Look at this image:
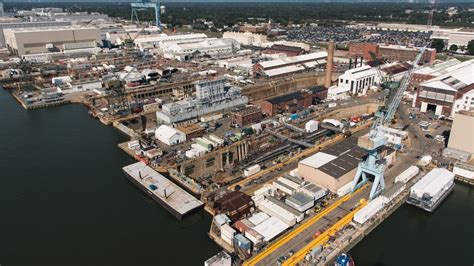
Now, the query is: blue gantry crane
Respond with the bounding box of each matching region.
[131,0,165,31]
[351,46,427,200]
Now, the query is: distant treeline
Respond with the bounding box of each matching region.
[5,2,474,28]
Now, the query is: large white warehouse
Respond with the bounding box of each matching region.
[4,27,101,55]
[161,38,240,61]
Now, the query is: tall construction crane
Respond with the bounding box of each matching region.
[104,66,138,116]
[123,25,147,49]
[16,57,32,93]
[351,46,427,200]
[131,0,165,31]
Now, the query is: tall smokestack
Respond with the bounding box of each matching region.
[324,41,334,88]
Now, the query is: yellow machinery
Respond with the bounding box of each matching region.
[282,199,368,266]
[243,184,368,266]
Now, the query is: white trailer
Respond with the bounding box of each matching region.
[244,164,261,177]
[337,181,354,197]
[353,196,387,225]
[394,166,419,184]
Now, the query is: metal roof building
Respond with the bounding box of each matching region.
[254,51,327,78]
[0,21,71,47]
[298,137,367,192]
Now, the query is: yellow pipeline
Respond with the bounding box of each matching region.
[243,184,368,266]
[282,199,368,266]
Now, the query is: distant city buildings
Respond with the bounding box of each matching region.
[223,31,267,46]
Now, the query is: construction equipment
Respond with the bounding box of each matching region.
[104,66,139,116]
[352,46,427,200]
[131,0,165,31]
[16,57,33,93]
[123,25,147,49]
[369,51,399,91]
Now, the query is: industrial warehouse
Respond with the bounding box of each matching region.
[0,1,473,266]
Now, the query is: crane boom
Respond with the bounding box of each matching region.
[352,46,426,200]
[383,46,426,125]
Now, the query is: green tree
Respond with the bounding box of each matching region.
[449,44,458,52]
[431,39,445,53]
[468,40,474,55]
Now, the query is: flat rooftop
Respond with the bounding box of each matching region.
[300,137,367,178]
[5,26,98,33]
[122,162,203,216]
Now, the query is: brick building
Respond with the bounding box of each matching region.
[348,43,436,65]
[379,45,436,65]
[308,86,328,102]
[257,88,327,116]
[213,191,253,221]
[263,44,305,57]
[414,60,474,117]
[409,59,461,91]
[231,106,263,127]
[348,42,380,61]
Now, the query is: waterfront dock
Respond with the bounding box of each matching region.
[122,162,204,220]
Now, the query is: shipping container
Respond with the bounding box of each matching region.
[244,228,264,244]
[234,234,252,251]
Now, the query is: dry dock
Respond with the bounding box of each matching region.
[122,162,204,220]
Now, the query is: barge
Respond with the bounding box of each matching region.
[122,161,204,220]
[407,168,455,212]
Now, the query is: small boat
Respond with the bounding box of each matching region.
[334,253,355,266]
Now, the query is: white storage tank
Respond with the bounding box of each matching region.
[394,166,419,184]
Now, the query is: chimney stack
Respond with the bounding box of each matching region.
[324,41,334,88]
